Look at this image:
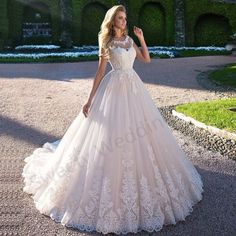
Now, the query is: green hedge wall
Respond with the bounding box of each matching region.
[185,0,236,46]
[194,14,232,46]
[71,0,117,45]
[81,3,107,45]
[139,2,166,46]
[72,0,174,46]
[1,0,236,49]
[0,0,9,48]
[127,0,175,46]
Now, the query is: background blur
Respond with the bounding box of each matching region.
[0,0,236,50]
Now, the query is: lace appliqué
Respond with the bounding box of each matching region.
[97,177,121,233]
[106,69,138,96]
[27,142,203,235]
[120,158,139,230]
[140,175,163,231]
[147,144,203,221]
[110,35,133,51]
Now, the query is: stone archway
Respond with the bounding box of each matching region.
[194,13,232,46]
[81,2,107,45]
[22,1,52,44]
[139,2,166,46]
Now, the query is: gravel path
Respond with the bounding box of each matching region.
[0,55,235,236]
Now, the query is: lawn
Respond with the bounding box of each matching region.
[175,98,236,133]
[209,63,236,88]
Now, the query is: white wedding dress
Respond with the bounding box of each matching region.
[22,35,204,235]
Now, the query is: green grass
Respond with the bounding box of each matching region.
[175,98,236,133]
[209,63,236,88]
[178,50,230,57]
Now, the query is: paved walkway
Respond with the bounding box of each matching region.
[0,55,235,236]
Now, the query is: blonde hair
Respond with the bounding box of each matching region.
[98,5,128,60]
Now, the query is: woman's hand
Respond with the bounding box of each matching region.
[133,26,144,40]
[82,100,91,118]
[132,26,151,63]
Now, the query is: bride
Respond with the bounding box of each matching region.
[22,4,204,235]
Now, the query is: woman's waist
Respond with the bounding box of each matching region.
[111,67,134,72]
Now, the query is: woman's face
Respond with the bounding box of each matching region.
[113,10,127,30]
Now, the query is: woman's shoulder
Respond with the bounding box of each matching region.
[126,35,134,43]
[126,34,131,40]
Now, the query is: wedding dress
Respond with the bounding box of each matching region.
[22,35,204,235]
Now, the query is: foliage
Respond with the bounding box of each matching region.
[209,63,236,88]
[1,0,236,49]
[185,0,236,46]
[139,2,166,46]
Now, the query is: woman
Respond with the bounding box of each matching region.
[22,5,204,235]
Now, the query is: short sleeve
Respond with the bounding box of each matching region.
[128,36,134,46]
[98,46,109,59]
[99,47,105,57]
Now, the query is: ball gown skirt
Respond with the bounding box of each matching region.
[22,35,204,235]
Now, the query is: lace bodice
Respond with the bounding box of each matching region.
[100,35,137,71]
[109,35,136,70]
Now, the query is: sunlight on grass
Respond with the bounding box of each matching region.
[209,63,236,88]
[175,98,236,133]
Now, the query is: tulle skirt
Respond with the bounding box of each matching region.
[22,68,204,234]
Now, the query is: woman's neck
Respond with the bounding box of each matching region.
[113,28,124,39]
[113,33,125,39]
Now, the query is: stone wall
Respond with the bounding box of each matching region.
[174,0,185,46]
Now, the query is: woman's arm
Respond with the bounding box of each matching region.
[87,54,108,104]
[82,52,108,117]
[132,26,151,63]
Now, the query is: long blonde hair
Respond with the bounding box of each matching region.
[98,5,128,60]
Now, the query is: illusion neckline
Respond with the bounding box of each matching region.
[112,35,128,42]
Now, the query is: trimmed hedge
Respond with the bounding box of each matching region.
[194,13,232,46]
[0,0,9,48]
[0,0,236,49]
[81,3,107,45]
[185,0,236,46]
[139,2,166,46]
[128,0,175,46]
[71,0,117,45]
